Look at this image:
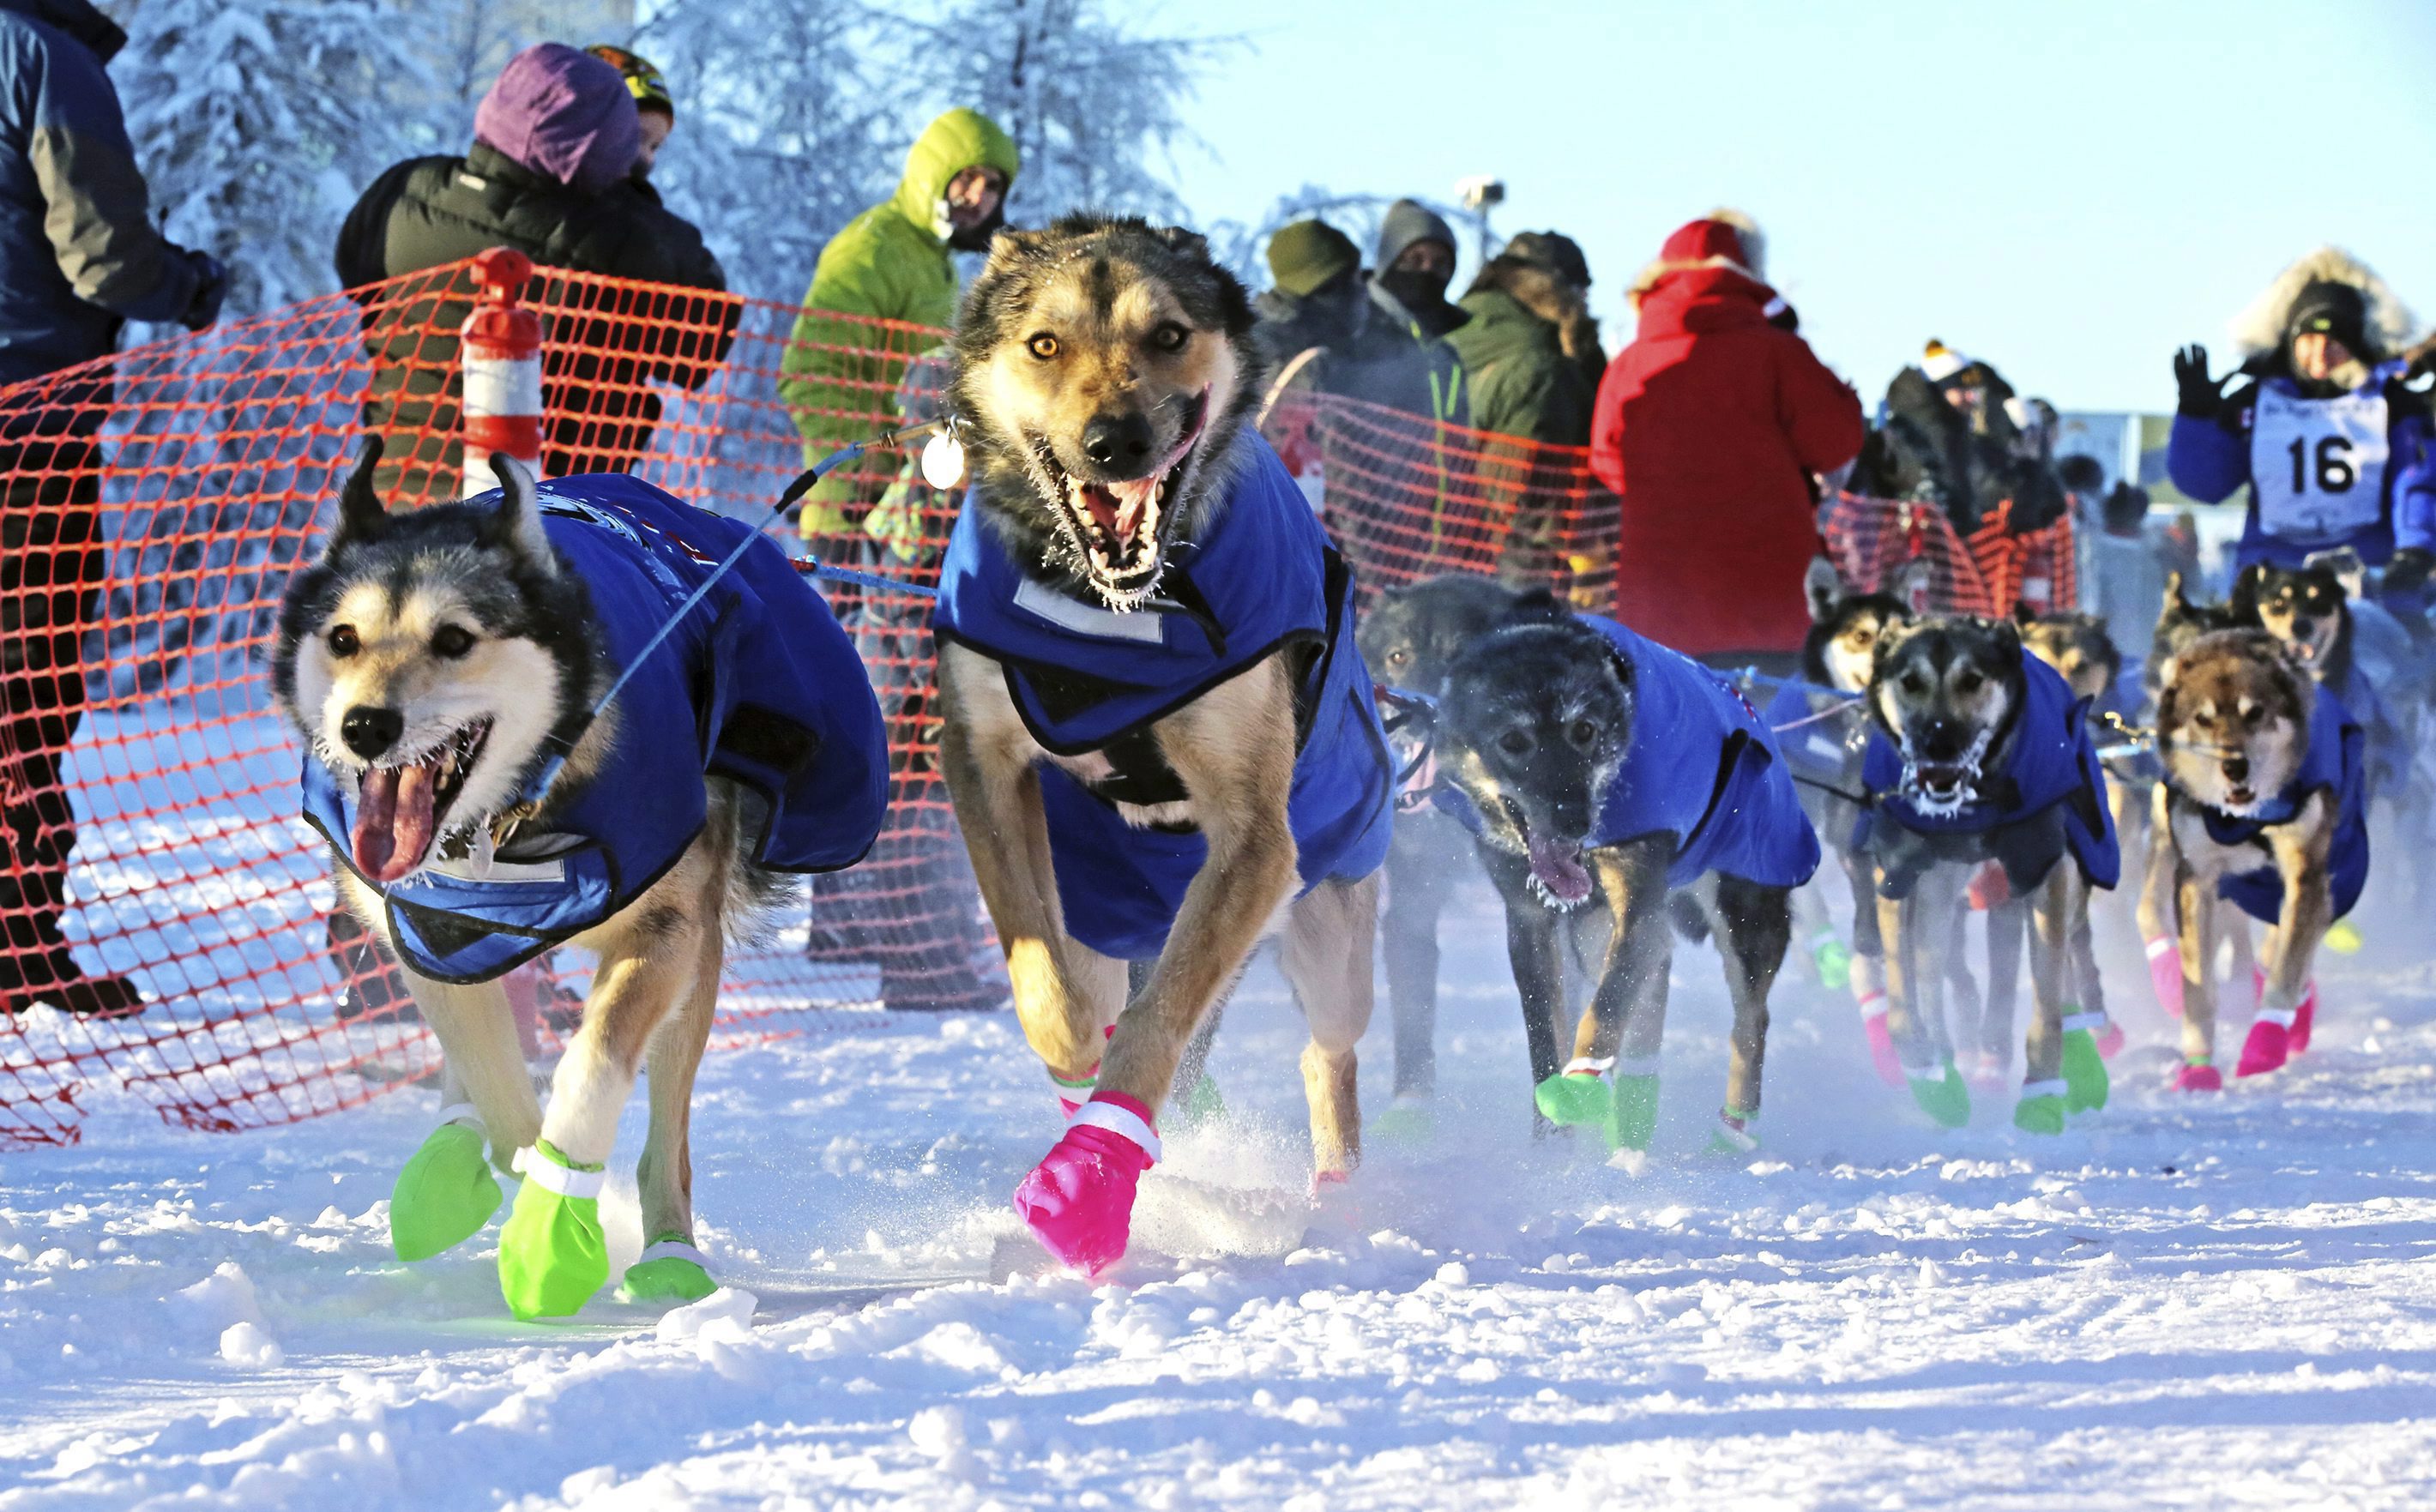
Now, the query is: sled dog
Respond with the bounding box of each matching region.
[1436,613,1818,1155]
[1854,615,2119,1133]
[2144,629,2367,1087]
[274,444,886,1318]
[932,215,1393,1277]
[1356,573,1562,1125]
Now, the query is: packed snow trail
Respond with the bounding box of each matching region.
[4,913,2436,1510]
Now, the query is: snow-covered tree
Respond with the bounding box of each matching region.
[108,0,435,316]
[400,0,630,147]
[903,0,1235,226]
[632,0,900,304]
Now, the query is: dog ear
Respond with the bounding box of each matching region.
[480,453,555,571]
[2162,569,2188,608]
[1153,224,1212,262]
[2011,599,2040,627]
[1803,555,1844,622]
[2228,563,2265,619]
[330,436,388,545]
[980,226,1055,278]
[1989,615,2024,660]
[1879,557,1931,613]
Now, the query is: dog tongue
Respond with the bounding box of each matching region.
[351,760,438,885]
[1081,485,1122,536]
[1526,834,1594,906]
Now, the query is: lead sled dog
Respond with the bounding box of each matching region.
[931,215,1394,1277]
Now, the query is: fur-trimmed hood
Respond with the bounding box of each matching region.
[1467,254,1599,360]
[1629,208,1767,311]
[2229,246,2421,362]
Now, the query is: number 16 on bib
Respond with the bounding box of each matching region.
[2251,385,2389,542]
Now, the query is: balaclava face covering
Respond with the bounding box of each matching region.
[1377,258,1454,316]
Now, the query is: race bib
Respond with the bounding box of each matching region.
[2251,385,2389,542]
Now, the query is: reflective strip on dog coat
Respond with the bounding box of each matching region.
[1438,614,1823,891]
[301,473,889,983]
[2204,682,2369,925]
[929,432,1394,962]
[1854,649,2121,895]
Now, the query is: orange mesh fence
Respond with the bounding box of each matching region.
[0,258,2071,1148]
[1823,492,2077,618]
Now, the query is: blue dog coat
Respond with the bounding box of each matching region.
[1855,649,2121,896]
[930,434,1393,961]
[303,473,888,982]
[1440,616,1822,891]
[2206,683,2369,924]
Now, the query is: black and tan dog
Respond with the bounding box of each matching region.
[1854,616,2119,1132]
[1435,612,1818,1155]
[2143,629,2368,1088]
[1355,573,1562,1132]
[932,216,1394,1276]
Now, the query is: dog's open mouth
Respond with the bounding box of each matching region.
[350,719,492,884]
[1899,729,1993,817]
[1031,389,1209,608]
[1502,796,1592,910]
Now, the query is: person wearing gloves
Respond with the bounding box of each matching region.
[2168,247,2436,596]
[2,0,225,1020]
[777,107,1019,548]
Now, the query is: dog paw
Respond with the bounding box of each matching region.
[2235,1015,2291,1079]
[389,1117,503,1262]
[1809,929,1853,991]
[617,1236,717,1305]
[1371,1093,1436,1144]
[498,1141,609,1320]
[1854,984,1903,1088]
[2324,919,2362,955]
[1606,1074,1661,1154]
[1013,1094,1156,1279]
[2060,1023,2110,1113]
[1533,1070,1614,1130]
[2094,1019,2127,1060]
[2174,1060,2223,1093]
[2011,1091,2067,1136]
[1906,1061,1971,1128]
[1704,1110,1759,1158]
[2145,937,2185,1019]
[1167,1073,1228,1134]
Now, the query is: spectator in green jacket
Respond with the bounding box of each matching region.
[777,108,1019,542]
[1448,232,1604,447]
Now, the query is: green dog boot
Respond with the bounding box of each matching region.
[1809,928,1853,991]
[1168,1072,1228,1133]
[498,1140,609,1321]
[617,1235,717,1305]
[1372,1093,1436,1143]
[390,1111,503,1262]
[1605,1072,1661,1154]
[1907,1060,1971,1129]
[1705,1107,1760,1158]
[2013,1081,2067,1136]
[1535,1066,1615,1129]
[2059,1015,2110,1112]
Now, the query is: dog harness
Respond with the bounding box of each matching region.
[1438,615,1822,890]
[1855,650,2120,898]
[2202,682,2369,924]
[302,473,889,982]
[930,433,1393,961]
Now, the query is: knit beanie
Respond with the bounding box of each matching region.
[1268,219,1360,298]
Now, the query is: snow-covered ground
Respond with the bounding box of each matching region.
[6,901,2436,1510]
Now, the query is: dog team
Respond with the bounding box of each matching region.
[277,218,2391,1317]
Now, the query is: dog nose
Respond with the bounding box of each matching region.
[2222,755,2251,783]
[1081,412,1155,473]
[341,705,404,760]
[2290,617,2314,640]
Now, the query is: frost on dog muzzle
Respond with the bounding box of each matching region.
[1023,389,1211,611]
[1896,727,1993,818]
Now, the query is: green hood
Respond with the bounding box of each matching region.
[892,108,1021,244]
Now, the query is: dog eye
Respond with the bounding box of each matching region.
[1498,731,1532,756]
[1899,672,1926,696]
[1386,648,1409,666]
[1150,322,1190,353]
[328,624,359,658]
[1569,720,1598,748]
[431,625,476,660]
[1027,333,1059,360]
[1955,672,1985,695]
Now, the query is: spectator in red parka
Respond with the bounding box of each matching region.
[1589,210,1862,666]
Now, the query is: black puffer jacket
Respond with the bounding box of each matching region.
[335,143,736,498]
[1849,364,2065,534]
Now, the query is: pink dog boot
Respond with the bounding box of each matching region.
[2255,967,2319,1057]
[2175,1057,2222,1093]
[2145,936,2184,1019]
[1850,956,1903,1088]
[1013,1092,1158,1278]
[2093,1018,2126,1060]
[2237,1009,2294,1079]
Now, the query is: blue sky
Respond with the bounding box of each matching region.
[1164,0,2436,413]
